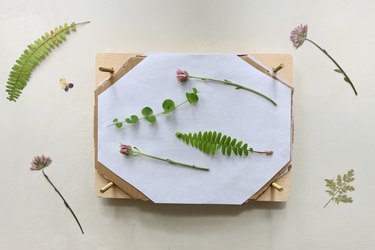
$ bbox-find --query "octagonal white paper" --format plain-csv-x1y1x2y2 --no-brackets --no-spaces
98,54,292,204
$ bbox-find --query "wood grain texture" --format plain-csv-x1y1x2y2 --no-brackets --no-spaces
94,53,293,202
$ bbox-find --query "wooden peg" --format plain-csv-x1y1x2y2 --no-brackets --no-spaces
99,67,114,74
271,182,283,192
100,182,114,193
272,63,284,73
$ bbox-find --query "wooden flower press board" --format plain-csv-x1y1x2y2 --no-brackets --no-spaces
94,53,293,202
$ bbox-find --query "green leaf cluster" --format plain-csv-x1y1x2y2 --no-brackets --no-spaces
324,169,355,208
176,131,253,156
112,88,199,128
6,22,81,101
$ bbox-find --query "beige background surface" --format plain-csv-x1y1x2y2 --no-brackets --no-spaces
0,0,374,249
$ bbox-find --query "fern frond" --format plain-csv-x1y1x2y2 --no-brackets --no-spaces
176,131,273,157
5,21,89,101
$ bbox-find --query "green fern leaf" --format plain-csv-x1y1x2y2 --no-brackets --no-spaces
176,131,271,157
5,21,89,101
323,169,355,208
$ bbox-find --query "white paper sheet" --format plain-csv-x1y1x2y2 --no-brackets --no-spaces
98,54,292,204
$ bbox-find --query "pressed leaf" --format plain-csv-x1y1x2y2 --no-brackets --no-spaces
145,115,156,123
186,92,199,104
324,169,355,208
125,115,139,124
5,21,89,101
227,146,231,156
162,99,175,113
176,131,263,157
112,88,199,128
142,107,153,116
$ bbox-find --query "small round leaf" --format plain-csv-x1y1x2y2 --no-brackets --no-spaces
145,115,156,123
162,99,175,113
142,107,153,116
125,115,139,124
130,115,139,122
186,93,199,104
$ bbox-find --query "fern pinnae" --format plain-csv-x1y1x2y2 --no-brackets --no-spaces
5,21,90,101
176,131,273,157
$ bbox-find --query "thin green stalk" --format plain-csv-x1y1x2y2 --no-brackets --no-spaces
135,151,209,171
42,170,84,234
108,100,190,127
323,190,338,208
306,39,358,96
188,75,277,106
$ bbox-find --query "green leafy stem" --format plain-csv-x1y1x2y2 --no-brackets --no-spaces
324,169,355,208
306,39,358,96
188,75,277,106
110,88,199,128
6,21,90,101
176,131,273,157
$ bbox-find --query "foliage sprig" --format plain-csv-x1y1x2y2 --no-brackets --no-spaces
111,88,199,128
176,131,273,157
5,21,89,101
324,169,355,208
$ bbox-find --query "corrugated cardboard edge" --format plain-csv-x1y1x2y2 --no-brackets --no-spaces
94,53,294,203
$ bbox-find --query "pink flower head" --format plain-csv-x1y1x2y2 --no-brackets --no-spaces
30,155,52,170
176,69,189,82
290,24,308,49
120,144,133,156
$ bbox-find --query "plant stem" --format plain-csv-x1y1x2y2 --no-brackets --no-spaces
323,191,338,208
188,75,277,106
252,150,273,155
139,100,189,119
109,100,190,127
306,39,358,96
135,151,209,171
42,170,84,234
75,21,90,26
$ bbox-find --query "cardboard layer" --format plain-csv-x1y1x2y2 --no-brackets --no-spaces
94,53,293,203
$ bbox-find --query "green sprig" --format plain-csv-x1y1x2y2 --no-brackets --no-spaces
110,88,199,128
176,131,273,157
324,169,355,208
5,21,90,101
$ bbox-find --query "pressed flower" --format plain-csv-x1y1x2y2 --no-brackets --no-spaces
290,24,308,49
59,78,74,92
176,69,277,106
120,144,209,171
176,69,189,82
30,155,52,170
120,144,133,156
29,155,84,234
290,24,358,96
